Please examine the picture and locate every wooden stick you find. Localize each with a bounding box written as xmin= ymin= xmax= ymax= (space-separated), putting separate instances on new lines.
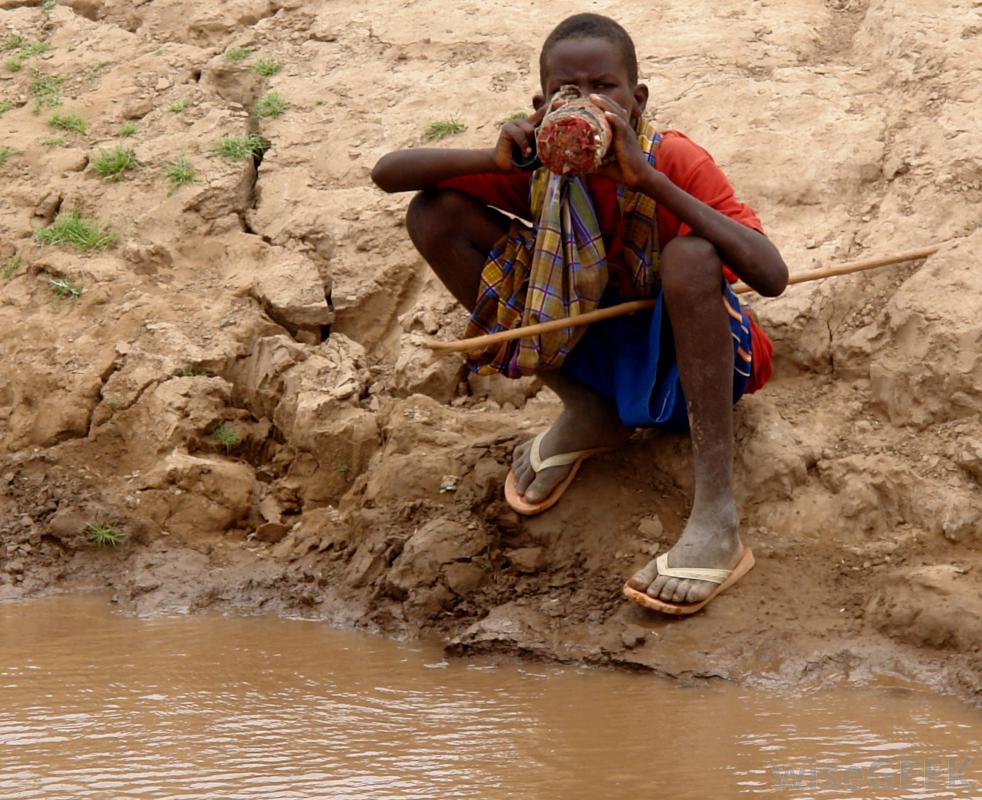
xmin=425 ymin=242 xmax=946 ymax=353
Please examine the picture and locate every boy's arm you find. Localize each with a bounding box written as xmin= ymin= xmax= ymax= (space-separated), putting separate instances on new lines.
xmin=592 ymin=95 xmax=789 ymax=298
xmin=371 ymin=105 xmax=548 ymax=193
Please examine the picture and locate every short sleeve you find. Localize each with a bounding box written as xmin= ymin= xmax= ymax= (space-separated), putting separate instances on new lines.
xmin=435 ymin=172 xmax=533 ymax=221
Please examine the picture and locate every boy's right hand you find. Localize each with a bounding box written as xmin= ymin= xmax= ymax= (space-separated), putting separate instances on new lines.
xmin=493 ymin=105 xmax=549 ymax=171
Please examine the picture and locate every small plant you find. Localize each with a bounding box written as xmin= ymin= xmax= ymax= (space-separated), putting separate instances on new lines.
xmin=253 ymin=57 xmax=282 ymax=77
xmin=425 ymin=117 xmax=465 ymax=141
xmin=91 ymin=144 xmax=137 ymax=180
xmin=0 ymin=146 xmax=12 ymax=167
xmin=48 ymin=111 xmax=85 ymax=133
xmin=168 ymin=98 xmax=190 ymax=113
xmin=4 ymin=57 xmax=22 ymax=72
xmin=20 ymin=40 xmax=50 ymax=57
xmin=335 ymin=463 xmax=350 ymax=473
xmin=48 ymin=276 xmax=83 ymax=299
xmin=255 ymin=91 xmax=287 ymax=119
xmin=116 ymin=121 xmax=137 ymax=137
xmin=224 ymin=46 xmax=252 ymax=62
xmin=212 ymin=422 xmax=241 ymax=454
xmin=30 ymin=71 xmax=62 ymax=111
xmin=41 ymin=0 xmax=58 ymax=16
xmin=179 ymin=365 xmax=212 ymax=377
xmin=164 ymin=153 xmax=196 ymax=190
xmin=85 ymin=524 xmax=122 ymax=548
xmin=2 ymin=253 xmax=20 ymax=279
xmin=0 ymin=99 xmax=12 ymax=117
xmin=213 ymin=132 xmax=268 ymax=160
xmin=3 ymin=35 xmax=25 ymax=51
xmin=41 ymin=136 xmax=64 ymax=146
xmin=35 ymin=209 xmax=115 ymax=250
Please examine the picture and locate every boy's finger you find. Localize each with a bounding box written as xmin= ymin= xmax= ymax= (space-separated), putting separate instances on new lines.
xmin=590 ymin=93 xmax=628 ymax=119
xmin=502 ymin=123 xmax=533 ymax=155
xmin=528 ymin=104 xmax=549 ymax=125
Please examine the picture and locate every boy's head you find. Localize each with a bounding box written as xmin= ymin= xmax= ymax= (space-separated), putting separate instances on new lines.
xmin=537 ymin=14 xmax=647 ymax=120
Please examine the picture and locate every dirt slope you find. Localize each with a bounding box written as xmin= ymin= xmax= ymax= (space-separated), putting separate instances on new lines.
xmin=1 ymin=0 xmax=980 ymax=701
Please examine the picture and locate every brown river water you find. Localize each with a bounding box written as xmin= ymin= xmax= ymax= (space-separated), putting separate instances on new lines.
xmin=0 ymin=595 xmax=979 ymax=800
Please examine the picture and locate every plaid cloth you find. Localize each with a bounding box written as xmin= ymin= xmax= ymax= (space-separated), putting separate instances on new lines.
xmin=466 ymin=121 xmax=664 ymax=377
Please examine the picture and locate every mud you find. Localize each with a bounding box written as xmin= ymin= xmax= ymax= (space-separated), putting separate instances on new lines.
xmin=0 ymin=1 xmax=980 ymax=701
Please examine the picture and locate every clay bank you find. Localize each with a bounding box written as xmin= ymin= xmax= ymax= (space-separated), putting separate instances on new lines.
xmin=0 ymin=0 xmax=980 ymax=702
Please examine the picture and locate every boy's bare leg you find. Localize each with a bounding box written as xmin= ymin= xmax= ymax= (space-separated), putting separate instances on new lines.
xmin=626 ymin=235 xmax=743 ymax=605
xmin=407 ymin=189 xmax=629 ymax=503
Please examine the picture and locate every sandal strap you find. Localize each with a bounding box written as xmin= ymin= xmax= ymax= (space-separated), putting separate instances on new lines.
xmin=529 ymin=432 xmax=605 ymax=472
xmin=655 ymin=553 xmax=731 ymax=584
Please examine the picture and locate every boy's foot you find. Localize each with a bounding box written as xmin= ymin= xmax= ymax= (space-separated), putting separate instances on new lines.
xmin=626 ymin=504 xmax=743 ymax=605
xmin=510 ymin=400 xmax=630 ymax=505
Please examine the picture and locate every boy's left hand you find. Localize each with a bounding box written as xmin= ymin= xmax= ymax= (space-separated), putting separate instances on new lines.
xmin=589 ymin=94 xmax=652 ymax=189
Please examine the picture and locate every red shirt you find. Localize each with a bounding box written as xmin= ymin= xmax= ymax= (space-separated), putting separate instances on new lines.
xmin=437 ymin=130 xmax=773 ymax=392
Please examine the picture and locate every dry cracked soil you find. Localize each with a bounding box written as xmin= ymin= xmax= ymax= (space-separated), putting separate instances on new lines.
xmin=1 ymin=0 xmax=981 ymax=702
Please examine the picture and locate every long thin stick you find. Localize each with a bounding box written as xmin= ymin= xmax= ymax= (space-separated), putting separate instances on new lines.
xmin=425 ymin=242 xmax=946 ymax=354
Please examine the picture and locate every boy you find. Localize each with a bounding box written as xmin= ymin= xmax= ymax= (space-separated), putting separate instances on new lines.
xmin=371 ymin=13 xmax=788 ymax=614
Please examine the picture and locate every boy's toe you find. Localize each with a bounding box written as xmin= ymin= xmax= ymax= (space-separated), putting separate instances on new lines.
xmin=627 ymin=559 xmax=659 ymax=591
xmin=647 ymin=575 xmax=671 ymax=600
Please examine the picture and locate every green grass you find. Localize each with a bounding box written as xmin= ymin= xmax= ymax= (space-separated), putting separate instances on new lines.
xmin=168 ymin=98 xmax=190 ymax=113
xmin=212 ymin=422 xmax=241 ymax=454
xmin=425 ymin=117 xmax=465 ymax=141
xmin=41 ymin=136 xmax=64 ymax=146
xmin=252 ymin=57 xmax=282 ymax=77
xmin=213 ymin=132 xmax=268 ymax=160
xmin=2 ymin=254 xmax=20 ymax=279
xmin=3 ymin=35 xmax=24 ymax=51
xmin=255 ymin=91 xmax=287 ymax=119
xmin=224 ymin=46 xmax=252 ymax=62
xmin=48 ymin=276 xmax=83 ymax=299
xmin=85 ymin=524 xmax=122 ymax=548
xmin=116 ymin=121 xmax=137 ymax=137
xmin=502 ymin=111 xmax=527 ymax=123
xmin=179 ymin=365 xmax=212 ymax=377
xmin=41 ymin=0 xmax=58 ymax=16
xmin=48 ymin=111 xmax=85 ymax=133
xmin=30 ymin=71 xmax=62 ymax=111
xmin=0 ymin=147 xmax=12 ymax=167
xmin=164 ymin=153 xmax=196 ymax=190
xmin=20 ymin=40 xmax=50 ymax=57
xmin=35 ymin=210 xmax=115 ymax=251
xmin=4 ymin=57 xmax=22 ymax=72
xmin=0 ymin=99 xmax=11 ymax=117
xmin=91 ymin=145 xmax=137 ymax=180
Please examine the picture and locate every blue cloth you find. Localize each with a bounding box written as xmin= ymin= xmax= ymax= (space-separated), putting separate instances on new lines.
xmin=561 ymin=281 xmax=753 ymax=432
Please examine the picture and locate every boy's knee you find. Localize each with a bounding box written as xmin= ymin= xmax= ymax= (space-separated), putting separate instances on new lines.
xmin=406 ymin=189 xmax=467 ymax=245
xmin=661 ymin=235 xmax=723 ymax=299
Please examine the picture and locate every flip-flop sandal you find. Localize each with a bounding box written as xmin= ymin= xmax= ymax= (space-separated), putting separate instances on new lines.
xmin=504 ymin=431 xmax=612 ymax=516
xmin=622 ymin=548 xmax=755 ymax=615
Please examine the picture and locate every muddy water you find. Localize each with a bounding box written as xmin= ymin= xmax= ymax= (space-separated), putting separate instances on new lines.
xmin=1 ymin=596 xmax=979 ymax=800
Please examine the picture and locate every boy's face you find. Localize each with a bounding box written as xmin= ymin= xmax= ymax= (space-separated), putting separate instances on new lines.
xmin=537 ymin=36 xmax=648 ymax=122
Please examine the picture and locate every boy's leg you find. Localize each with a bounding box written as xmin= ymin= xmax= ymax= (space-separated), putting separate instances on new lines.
xmin=407 ymin=189 xmax=628 ymax=502
xmin=626 ymin=235 xmax=744 ymax=605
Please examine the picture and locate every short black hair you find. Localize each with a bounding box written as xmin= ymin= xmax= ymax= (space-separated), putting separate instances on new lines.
xmin=540 ymin=13 xmax=638 ymax=86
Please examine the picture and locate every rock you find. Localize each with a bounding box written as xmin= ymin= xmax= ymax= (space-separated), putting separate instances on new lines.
xmin=387 ymin=517 xmax=490 ymax=592
xmin=620 ymin=624 xmax=647 ymax=649
xmin=443 ymin=561 xmax=486 ymax=596
xmin=121 ymin=96 xmax=154 ymax=119
xmin=252 ymin=254 xmax=334 ymax=338
xmin=254 ymin=522 xmax=289 ymax=543
xmin=506 ymin=546 xmax=545 ymax=574
xmin=638 ymin=515 xmax=663 ymax=539
xmin=467 ymin=373 xmax=541 ymax=408
xmin=951 ymin=438 xmax=982 ymax=484
xmin=6 ymin=560 xmax=24 ymax=575
xmin=392 ymin=335 xmax=465 ymax=404
xmin=46 ymin=507 xmax=89 ymax=542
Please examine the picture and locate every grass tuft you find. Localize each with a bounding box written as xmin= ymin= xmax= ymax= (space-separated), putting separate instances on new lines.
xmin=116 ymin=121 xmax=137 ymax=137
xmin=255 ymin=91 xmax=287 ymax=119
xmin=3 ymin=35 xmax=24 ymax=51
xmin=213 ymin=132 xmax=268 ymax=160
xmin=85 ymin=524 xmax=122 ymax=548
xmin=164 ymin=153 xmax=196 ymax=191
xmin=41 ymin=135 xmax=64 ymax=146
xmin=0 ymin=146 xmax=12 ymax=167
xmin=2 ymin=253 xmax=20 ymax=279
xmin=224 ymin=46 xmax=252 ymax=62
xmin=212 ymin=422 xmax=241 ymax=454
xmin=425 ymin=117 xmax=465 ymax=141
xmin=41 ymin=0 xmax=58 ymax=16
xmin=91 ymin=144 xmax=137 ymax=180
xmin=48 ymin=111 xmax=85 ymax=133
xmin=35 ymin=210 xmax=115 ymax=251
xmin=30 ymin=70 xmax=62 ymax=111
xmin=48 ymin=276 xmax=83 ymax=299
xmin=20 ymin=40 xmax=49 ymax=57
xmin=253 ymin=57 xmax=282 ymax=77
xmin=4 ymin=57 xmax=22 ymax=72
xmin=0 ymin=99 xmax=11 ymax=117
xmin=168 ymin=98 xmax=190 ymax=113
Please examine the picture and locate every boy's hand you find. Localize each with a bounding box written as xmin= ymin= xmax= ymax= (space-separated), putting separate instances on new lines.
xmin=493 ymin=105 xmax=549 ymax=171
xmin=589 ymin=94 xmax=652 ymax=189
